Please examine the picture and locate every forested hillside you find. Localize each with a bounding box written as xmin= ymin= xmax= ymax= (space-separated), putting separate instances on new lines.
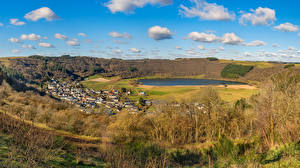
xmin=5 ymin=56 xmax=299 ymax=84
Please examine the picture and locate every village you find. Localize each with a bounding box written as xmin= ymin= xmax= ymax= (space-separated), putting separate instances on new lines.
xmin=45 ymin=78 xmax=145 ymax=115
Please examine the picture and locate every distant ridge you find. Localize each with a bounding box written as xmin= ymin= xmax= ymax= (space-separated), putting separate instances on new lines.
xmin=1 ymin=56 xmax=300 ymax=84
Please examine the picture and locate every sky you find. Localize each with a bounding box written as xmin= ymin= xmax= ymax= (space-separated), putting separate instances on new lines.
xmin=0 ymin=0 xmax=300 ymax=62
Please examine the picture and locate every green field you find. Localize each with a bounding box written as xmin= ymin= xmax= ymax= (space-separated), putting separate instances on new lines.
xmin=81 ymin=75 xmax=259 ymax=102
xmin=81 ymin=78 xmax=133 ymax=90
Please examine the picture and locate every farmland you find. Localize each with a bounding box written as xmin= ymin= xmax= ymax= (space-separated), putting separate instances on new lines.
xmin=81 ymin=75 xmax=259 ymax=102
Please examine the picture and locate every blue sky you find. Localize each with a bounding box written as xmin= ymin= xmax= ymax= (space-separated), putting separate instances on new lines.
xmin=0 ymin=0 xmax=300 ymax=62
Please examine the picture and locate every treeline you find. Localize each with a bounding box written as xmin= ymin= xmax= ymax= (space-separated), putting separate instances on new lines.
xmin=8 ymin=56 xmax=228 ymax=82
xmin=0 ymin=64 xmax=25 ymax=81
xmin=11 ymin=56 xmax=297 ymax=84
xmin=0 ymin=65 xmax=36 ymax=92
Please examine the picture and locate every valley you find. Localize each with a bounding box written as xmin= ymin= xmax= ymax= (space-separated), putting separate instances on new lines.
xmin=0 ymin=56 xmax=299 ymax=167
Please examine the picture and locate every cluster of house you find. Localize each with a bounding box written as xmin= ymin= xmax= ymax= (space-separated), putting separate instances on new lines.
xmin=45 ymin=79 xmax=140 ymax=114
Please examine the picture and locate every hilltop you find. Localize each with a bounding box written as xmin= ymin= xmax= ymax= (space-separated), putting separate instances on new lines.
xmin=2 ymin=56 xmax=299 ymax=85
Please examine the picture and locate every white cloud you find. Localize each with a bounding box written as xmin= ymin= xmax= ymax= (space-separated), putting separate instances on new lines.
xmin=187 ymin=32 xmax=219 ymax=43
xmin=272 ymin=44 xmax=280 ymax=48
xmin=243 ymin=52 xmax=252 ymax=57
xmin=245 ymin=40 xmax=267 ymax=46
xmin=218 ymin=46 xmax=225 ymax=51
xmin=66 ymin=39 xmax=80 ymax=46
xmin=221 ymin=33 xmax=244 ymax=45
xmin=298 ymin=32 xmax=300 ymax=37
xmin=54 ymin=33 xmax=68 ymax=40
xmin=22 ymin=44 xmax=36 ymax=49
xmin=39 ymin=42 xmax=54 ymax=48
xmin=239 ymin=7 xmax=276 ymax=26
xmin=130 ymin=48 xmax=141 ymax=53
xmin=179 ymin=0 xmax=235 ymax=21
xmin=197 ymin=45 xmax=205 ymax=50
xmin=20 ymin=34 xmax=41 ymax=41
xmin=176 ymin=46 xmax=182 ymax=50
xmin=186 ymin=31 xmax=245 ymax=46
xmin=9 ymin=38 xmax=21 ymax=43
xmin=11 ymin=49 xmax=21 ymax=54
xmin=288 ymin=46 xmax=295 ymax=51
xmin=186 ymin=32 xmax=244 ymax=45
xmin=112 ymin=49 xmax=123 ymax=54
xmin=265 ymin=52 xmax=278 ymax=58
xmin=274 ymin=23 xmax=299 ymax=32
xmin=186 ymin=49 xmax=197 ymax=55
xmin=109 ymin=31 xmax=132 ymax=39
xmin=10 ymin=18 xmax=26 ymax=26
xmin=0 ymin=23 xmax=3 ymax=27
xmin=148 ymin=26 xmax=172 ymax=40
xmin=105 ymin=0 xmax=173 ymax=13
xmin=85 ymin=39 xmax=92 ymax=43
xmin=113 ymin=40 xmax=128 ymax=44
xmin=78 ymin=33 xmax=87 ymax=37
xmin=270 ymin=48 xmax=300 ymax=60
xmin=25 ymin=7 xmax=58 ymax=21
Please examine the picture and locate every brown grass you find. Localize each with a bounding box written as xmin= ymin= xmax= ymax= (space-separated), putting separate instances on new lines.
xmin=90 ymin=77 xmax=111 ymax=82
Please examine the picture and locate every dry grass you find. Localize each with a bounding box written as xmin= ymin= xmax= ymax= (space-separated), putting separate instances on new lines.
xmin=0 ymin=110 xmax=102 ymax=143
xmin=90 ymin=78 xmax=111 ymax=82
xmin=0 ymin=57 xmax=21 ymax=66
xmin=219 ymin=59 xmax=275 ymax=68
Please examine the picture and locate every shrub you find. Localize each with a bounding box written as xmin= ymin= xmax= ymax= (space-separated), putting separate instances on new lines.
xmin=129 ymin=67 xmax=138 ymax=72
xmin=28 ymin=55 xmax=48 ymax=60
xmin=170 ymin=149 xmax=203 ymax=166
xmin=139 ymin=97 xmax=145 ymax=106
xmin=221 ymin=64 xmax=254 ymax=78
xmin=101 ymin=142 xmax=170 ymax=168
xmin=284 ymin=64 xmax=295 ymax=69
xmin=207 ymin=57 xmax=219 ymax=61
xmin=213 ymin=136 xmax=238 ymax=159
xmin=92 ymin=67 xmax=105 ymax=73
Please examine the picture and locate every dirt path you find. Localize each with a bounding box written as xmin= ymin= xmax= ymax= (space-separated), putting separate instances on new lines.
xmin=90 ymin=78 xmax=111 ymax=82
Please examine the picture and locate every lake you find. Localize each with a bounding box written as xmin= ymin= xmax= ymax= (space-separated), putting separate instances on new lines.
xmin=138 ymin=78 xmax=246 ymax=86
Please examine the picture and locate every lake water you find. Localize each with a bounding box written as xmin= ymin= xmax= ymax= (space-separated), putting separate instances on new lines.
xmin=138 ymin=78 xmax=246 ymax=86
